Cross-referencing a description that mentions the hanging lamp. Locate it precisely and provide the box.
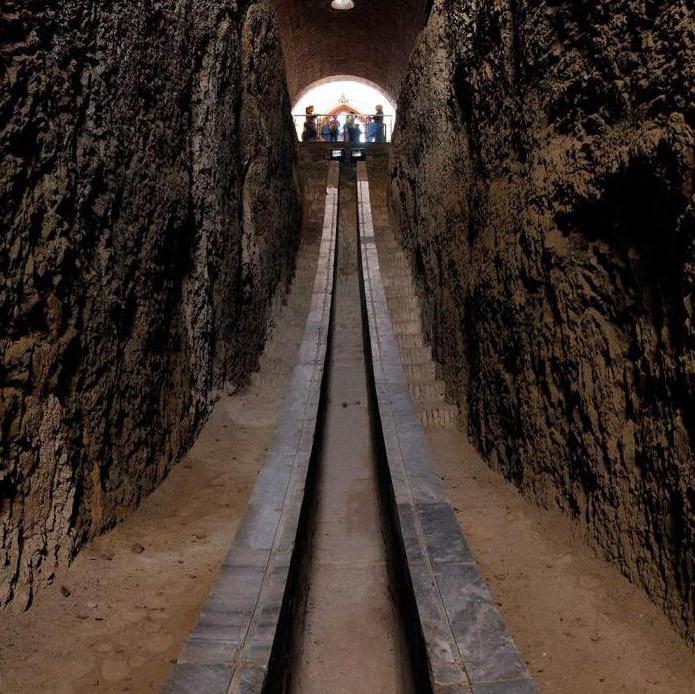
[331,0,355,10]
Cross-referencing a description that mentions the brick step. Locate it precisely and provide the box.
[296,248,321,259]
[386,295,419,312]
[285,296,320,310]
[290,286,317,297]
[368,197,389,206]
[293,267,318,278]
[292,273,320,287]
[296,263,320,273]
[268,320,305,338]
[389,305,421,323]
[298,243,321,253]
[286,286,316,299]
[301,235,322,245]
[416,402,459,430]
[272,322,308,337]
[403,362,436,381]
[250,370,290,387]
[400,345,433,365]
[258,353,295,372]
[295,259,319,271]
[378,256,410,270]
[382,275,415,289]
[263,341,301,359]
[397,333,425,349]
[409,380,447,402]
[384,282,417,296]
[385,292,419,309]
[392,319,422,336]
[376,238,402,250]
[377,247,403,258]
[299,234,322,244]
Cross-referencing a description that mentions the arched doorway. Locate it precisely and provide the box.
[292,76,396,143]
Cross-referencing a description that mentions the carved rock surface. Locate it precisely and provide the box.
[0,0,300,607]
[391,0,695,639]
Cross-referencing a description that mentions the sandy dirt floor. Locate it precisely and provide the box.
[433,431,695,693]
[0,392,270,693]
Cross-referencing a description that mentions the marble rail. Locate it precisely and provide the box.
[356,161,538,694]
[162,162,339,693]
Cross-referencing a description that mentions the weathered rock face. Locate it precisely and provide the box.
[392,0,695,639]
[0,0,300,607]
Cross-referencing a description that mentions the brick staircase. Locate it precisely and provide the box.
[249,150,328,388]
[249,233,321,387]
[366,153,459,431]
[255,146,459,430]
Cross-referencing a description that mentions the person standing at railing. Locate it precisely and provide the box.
[321,119,331,141]
[352,120,361,143]
[329,116,340,142]
[366,116,376,142]
[374,105,385,143]
[302,105,318,141]
[344,115,353,143]
[344,115,360,144]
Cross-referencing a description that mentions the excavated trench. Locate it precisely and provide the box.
[162,152,535,693]
[3,0,695,692]
[3,147,695,694]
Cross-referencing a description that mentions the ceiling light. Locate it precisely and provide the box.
[331,0,355,9]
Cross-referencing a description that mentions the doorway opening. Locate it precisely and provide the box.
[292,76,397,144]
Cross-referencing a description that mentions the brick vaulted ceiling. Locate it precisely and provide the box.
[276,0,428,104]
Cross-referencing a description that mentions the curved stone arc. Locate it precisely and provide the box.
[292,74,398,112]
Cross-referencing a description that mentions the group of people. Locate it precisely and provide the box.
[301,105,387,143]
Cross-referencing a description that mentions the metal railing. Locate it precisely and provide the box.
[293,113,394,144]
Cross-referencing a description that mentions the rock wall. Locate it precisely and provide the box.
[391,0,695,639]
[0,0,300,607]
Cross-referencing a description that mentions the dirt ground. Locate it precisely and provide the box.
[433,431,695,694]
[3,348,695,694]
[0,388,273,694]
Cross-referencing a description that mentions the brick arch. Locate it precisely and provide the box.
[293,75,397,111]
[277,0,427,103]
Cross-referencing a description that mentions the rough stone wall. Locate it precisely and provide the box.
[391,0,695,639]
[0,0,300,608]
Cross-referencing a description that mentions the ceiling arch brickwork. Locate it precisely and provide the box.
[277,0,427,103]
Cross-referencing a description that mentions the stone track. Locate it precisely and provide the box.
[163,147,536,694]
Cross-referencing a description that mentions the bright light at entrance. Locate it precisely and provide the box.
[293,78,397,144]
[331,0,355,8]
